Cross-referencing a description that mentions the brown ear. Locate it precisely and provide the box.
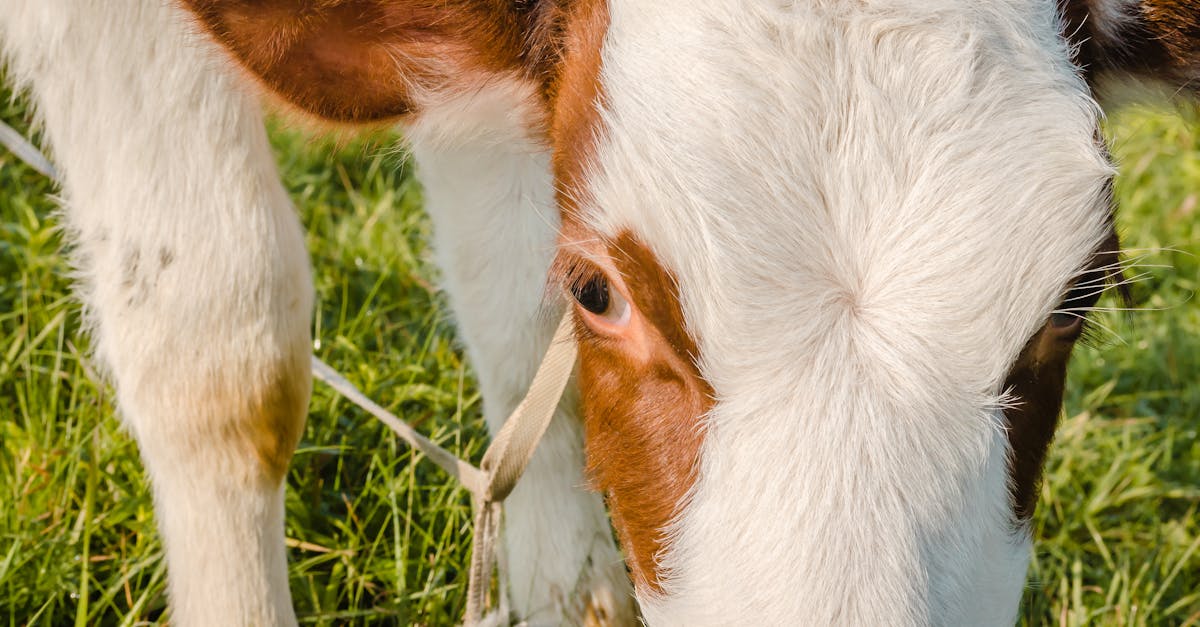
[182,0,534,123]
[1060,1,1200,94]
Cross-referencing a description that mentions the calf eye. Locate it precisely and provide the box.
[1050,270,1106,333]
[573,275,611,314]
[570,273,632,328]
[1050,310,1084,330]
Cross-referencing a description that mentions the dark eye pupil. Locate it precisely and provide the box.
[573,275,610,314]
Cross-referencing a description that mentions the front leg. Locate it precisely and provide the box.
[1,1,311,624]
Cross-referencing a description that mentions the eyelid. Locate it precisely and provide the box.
[551,253,605,300]
[548,240,626,297]
[1048,264,1112,339]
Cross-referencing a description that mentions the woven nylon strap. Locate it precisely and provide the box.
[314,312,578,625]
[466,312,578,620]
[0,119,579,626]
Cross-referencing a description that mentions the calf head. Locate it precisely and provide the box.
[183,0,1198,623]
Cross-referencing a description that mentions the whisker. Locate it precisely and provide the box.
[1076,258,1167,283]
[1069,272,1155,300]
[1070,301,1189,313]
[1114,246,1195,257]
[1072,270,1155,291]
[1052,310,1128,346]
[560,236,608,247]
[1080,260,1173,278]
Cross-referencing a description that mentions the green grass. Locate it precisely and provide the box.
[0,85,1197,625]
[0,92,486,625]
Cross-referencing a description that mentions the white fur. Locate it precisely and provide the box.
[0,1,311,625]
[586,1,1114,624]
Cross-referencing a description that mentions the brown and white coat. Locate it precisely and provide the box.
[1,0,1196,625]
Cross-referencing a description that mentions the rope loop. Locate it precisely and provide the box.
[313,312,577,626]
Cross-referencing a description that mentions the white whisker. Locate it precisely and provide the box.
[1051,310,1127,345]
[1115,246,1195,258]
[1070,300,1190,313]
[1069,272,1154,298]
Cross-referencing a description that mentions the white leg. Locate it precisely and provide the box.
[406,84,635,625]
[1,2,310,625]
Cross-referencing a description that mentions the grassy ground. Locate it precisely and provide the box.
[0,85,1197,625]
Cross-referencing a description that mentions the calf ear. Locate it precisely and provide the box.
[181,0,533,123]
[1060,1,1200,94]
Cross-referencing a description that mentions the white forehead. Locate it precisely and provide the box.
[588,0,1112,384]
[585,0,1114,622]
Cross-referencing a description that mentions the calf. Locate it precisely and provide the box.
[1,0,1195,624]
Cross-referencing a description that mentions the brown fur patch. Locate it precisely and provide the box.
[246,351,310,483]
[206,350,310,485]
[1060,0,1200,89]
[571,231,712,593]
[1002,230,1122,521]
[546,0,609,202]
[182,0,535,123]
[1001,323,1076,521]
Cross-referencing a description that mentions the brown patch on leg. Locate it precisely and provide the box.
[245,353,310,484]
[203,349,311,486]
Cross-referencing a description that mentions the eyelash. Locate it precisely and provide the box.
[555,258,605,300]
[1055,254,1133,347]
[549,254,634,331]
